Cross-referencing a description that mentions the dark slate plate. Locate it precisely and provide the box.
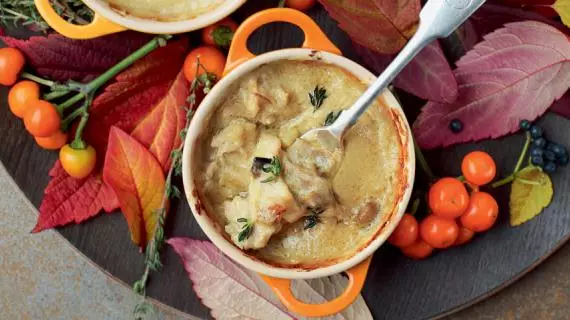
[1,2,568,319]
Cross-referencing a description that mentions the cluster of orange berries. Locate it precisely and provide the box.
[0,47,96,179]
[389,151,499,259]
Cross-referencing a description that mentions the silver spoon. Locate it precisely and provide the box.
[301,0,486,149]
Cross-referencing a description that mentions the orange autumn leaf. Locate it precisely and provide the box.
[103,126,166,247]
[131,71,188,170]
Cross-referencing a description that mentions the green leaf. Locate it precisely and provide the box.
[510,166,554,226]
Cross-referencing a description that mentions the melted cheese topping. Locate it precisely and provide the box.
[105,0,225,21]
[196,60,404,268]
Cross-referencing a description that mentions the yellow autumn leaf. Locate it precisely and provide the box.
[510,166,554,226]
[554,0,570,27]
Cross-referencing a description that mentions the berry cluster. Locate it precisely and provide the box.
[389,151,499,259]
[520,120,568,173]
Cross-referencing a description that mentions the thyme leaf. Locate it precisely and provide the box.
[324,110,342,126]
[261,156,282,183]
[309,85,328,112]
[237,218,254,242]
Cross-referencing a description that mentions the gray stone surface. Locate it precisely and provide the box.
[0,161,568,320]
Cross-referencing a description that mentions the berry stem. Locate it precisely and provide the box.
[492,132,532,188]
[20,72,54,87]
[514,132,531,173]
[84,35,172,93]
[44,90,71,101]
[414,139,436,182]
[54,35,172,114]
[491,175,515,188]
[69,95,93,150]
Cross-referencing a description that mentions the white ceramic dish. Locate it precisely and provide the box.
[181,8,415,318]
[34,0,246,39]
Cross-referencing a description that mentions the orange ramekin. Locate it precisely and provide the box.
[182,8,416,318]
[34,0,246,39]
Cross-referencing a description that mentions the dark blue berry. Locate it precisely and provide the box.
[449,119,463,133]
[549,143,566,157]
[544,162,557,174]
[520,120,532,131]
[532,138,547,148]
[557,154,569,166]
[530,147,544,157]
[544,150,556,161]
[530,125,543,138]
[531,155,544,167]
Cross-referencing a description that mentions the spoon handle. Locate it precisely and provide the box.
[328,0,486,138]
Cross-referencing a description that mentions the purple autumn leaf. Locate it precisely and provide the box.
[462,4,570,51]
[550,91,570,118]
[168,238,374,320]
[355,41,458,103]
[414,21,570,149]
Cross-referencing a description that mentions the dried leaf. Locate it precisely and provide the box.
[168,239,374,320]
[131,72,189,170]
[320,0,421,54]
[1,32,152,82]
[35,38,187,232]
[355,41,458,103]
[510,166,553,226]
[414,21,570,149]
[554,0,570,26]
[103,127,166,247]
[32,162,118,233]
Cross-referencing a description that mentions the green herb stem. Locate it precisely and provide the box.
[414,139,436,182]
[277,0,286,7]
[21,72,54,87]
[133,57,209,316]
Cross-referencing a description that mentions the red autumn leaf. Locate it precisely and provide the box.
[103,127,166,247]
[131,72,188,170]
[414,21,570,149]
[83,39,188,163]
[1,31,152,82]
[34,36,188,233]
[355,41,458,103]
[32,162,118,233]
[320,0,421,54]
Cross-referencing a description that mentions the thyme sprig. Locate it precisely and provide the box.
[0,0,93,32]
[309,85,328,112]
[261,156,282,183]
[133,57,214,319]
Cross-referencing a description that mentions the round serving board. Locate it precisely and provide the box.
[2,2,570,319]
